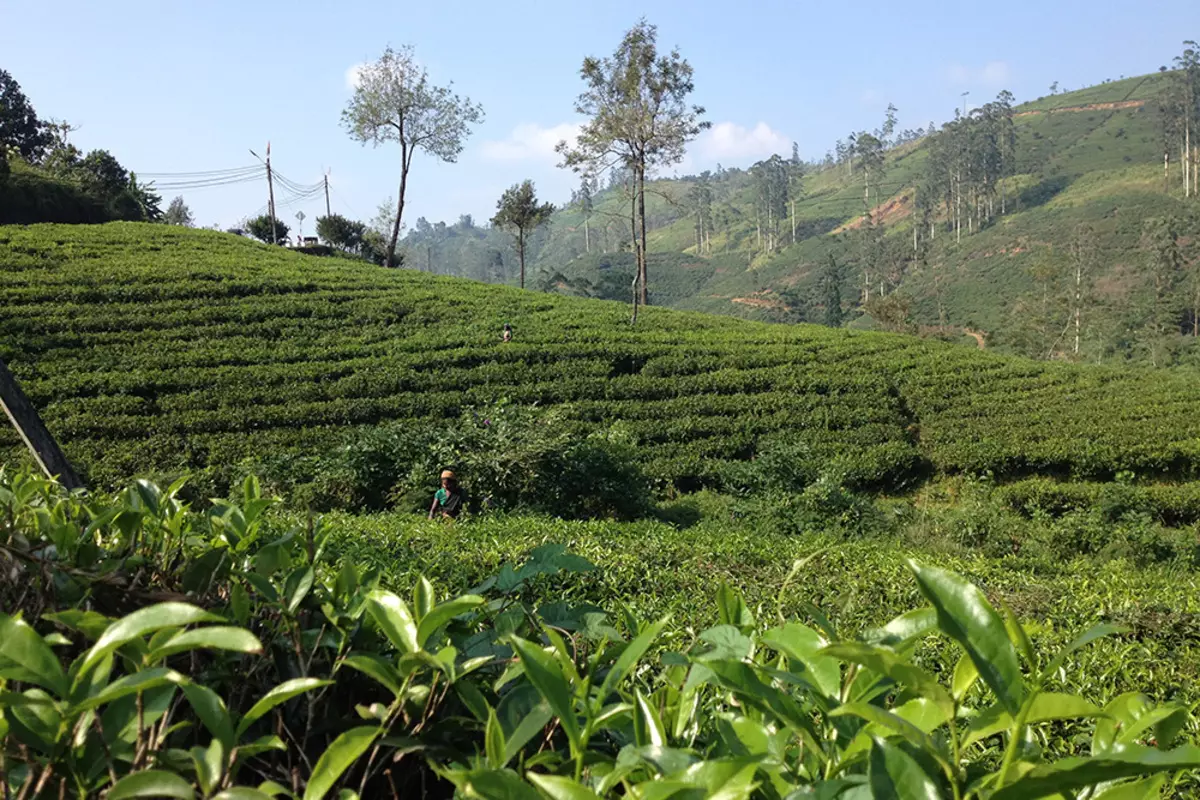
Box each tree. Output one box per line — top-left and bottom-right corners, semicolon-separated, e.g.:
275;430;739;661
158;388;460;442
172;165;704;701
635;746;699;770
246;214;290;245
492;180;554;290
574;176;594;253
0;69;50;161
317;213;366;253
1139;216;1184;365
341;45;484;268
558;19;709;308
820;255;845;328
164;196;194;226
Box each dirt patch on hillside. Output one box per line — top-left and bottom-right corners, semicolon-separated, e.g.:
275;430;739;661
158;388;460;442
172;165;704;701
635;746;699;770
833;191;913;234
963;328;987;349
1014;100;1144;118
731;293;789;312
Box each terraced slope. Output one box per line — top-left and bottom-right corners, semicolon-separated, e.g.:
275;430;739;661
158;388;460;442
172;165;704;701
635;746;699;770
3;223;1199;492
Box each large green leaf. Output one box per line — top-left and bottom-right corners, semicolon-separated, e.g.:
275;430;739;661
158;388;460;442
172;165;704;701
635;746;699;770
77;603;223;681
907;561;1024;715
503;701;554;767
822;642;954;718
705;660;823;748
339;653;403;697
366;591;419;655
0;613;68;697
508;635;582;750
601;615;670;698
991;745;1200;800
213;790;277;800
303;726;380;800
182;682;236;750
237;678;332;737
108;770;196;799
442;767;541;800
832;702;947;767
1093;775;1168;799
868;737;942;799
964;692;1102;748
862;608;939;649
71;667;185;713
762;622;840;700
148;626;263;662
416;595;485;649
526;773;603;800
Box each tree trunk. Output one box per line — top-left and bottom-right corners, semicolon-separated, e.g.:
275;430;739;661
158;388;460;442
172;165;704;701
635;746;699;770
518;228;525;290
387;149;409;269
1080;260;1089;357
791;199;796;244
584;216;590;253
637;160;648;306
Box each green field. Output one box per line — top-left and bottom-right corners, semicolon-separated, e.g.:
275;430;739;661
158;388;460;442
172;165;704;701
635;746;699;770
7;223;1200;796
6;223;1200;498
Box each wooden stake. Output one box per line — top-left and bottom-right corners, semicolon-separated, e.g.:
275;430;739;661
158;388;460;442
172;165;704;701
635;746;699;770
0;358;82;490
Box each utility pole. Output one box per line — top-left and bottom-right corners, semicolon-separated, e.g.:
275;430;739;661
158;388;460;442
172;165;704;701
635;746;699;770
961;91;970;117
0;358;83;490
324;172;331;217
250;145;278;244
266;142;277;244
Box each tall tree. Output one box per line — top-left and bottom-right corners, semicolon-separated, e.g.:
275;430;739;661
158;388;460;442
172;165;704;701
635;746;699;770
341;45;484;268
820;254;845;328
1140;216;1184;365
574;175;594;253
0;69;50;161
164;196;194;227
558;19;709;308
492;180;554;290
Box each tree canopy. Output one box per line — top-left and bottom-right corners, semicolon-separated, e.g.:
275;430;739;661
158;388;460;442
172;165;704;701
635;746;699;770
492;180;554;290
341;45;483;267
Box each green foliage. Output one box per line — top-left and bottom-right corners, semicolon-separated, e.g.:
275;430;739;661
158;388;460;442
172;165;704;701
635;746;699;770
0;68;51;161
8;224;1200;501
492;180;554;289
244;214;290;244
315;213;366;254
4;469;1200;798
164;196;193;227
249;401;648;520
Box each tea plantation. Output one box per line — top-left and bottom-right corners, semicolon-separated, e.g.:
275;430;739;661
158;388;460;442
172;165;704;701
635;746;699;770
4;222;1200;495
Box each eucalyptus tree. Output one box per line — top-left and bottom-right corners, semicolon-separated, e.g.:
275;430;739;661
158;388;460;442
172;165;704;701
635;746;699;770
342;45;484;268
492;180;554;290
558;19;708;307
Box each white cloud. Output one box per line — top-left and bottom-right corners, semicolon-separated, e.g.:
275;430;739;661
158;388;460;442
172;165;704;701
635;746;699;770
948;60;1013;88
693;121;790;163
345;63;366;90
480;122;582;163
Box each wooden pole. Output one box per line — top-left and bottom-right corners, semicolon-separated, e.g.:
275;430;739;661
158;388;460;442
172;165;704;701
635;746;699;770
0;358;83;490
266;142;277;244
324;173;331;217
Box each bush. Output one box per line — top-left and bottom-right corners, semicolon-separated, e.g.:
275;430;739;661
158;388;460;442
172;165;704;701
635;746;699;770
245;213;290;244
4;468;1199;799
249;401;649;519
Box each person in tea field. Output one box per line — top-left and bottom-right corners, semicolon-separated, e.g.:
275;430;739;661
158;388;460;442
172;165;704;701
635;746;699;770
502;323;513;342
429;469;466;520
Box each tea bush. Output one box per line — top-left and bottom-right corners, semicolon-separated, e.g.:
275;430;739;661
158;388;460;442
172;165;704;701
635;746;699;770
5;469;1200;798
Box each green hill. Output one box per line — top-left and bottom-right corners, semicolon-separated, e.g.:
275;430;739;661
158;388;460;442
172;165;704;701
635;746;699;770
4;222;1200;496
413;72;1200;363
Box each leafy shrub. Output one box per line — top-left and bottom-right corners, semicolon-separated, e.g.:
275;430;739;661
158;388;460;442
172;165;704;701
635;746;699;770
250;402;648;519
4;469;1200;798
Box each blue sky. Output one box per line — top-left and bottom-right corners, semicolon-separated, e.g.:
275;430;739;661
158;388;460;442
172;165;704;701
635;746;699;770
3;0;1191;232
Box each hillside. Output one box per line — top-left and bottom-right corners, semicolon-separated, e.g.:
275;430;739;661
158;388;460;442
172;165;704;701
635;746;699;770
4;223;1200;495
412;72;1200;362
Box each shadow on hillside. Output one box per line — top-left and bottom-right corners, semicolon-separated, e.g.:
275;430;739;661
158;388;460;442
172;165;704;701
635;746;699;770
1019;175;1071;209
